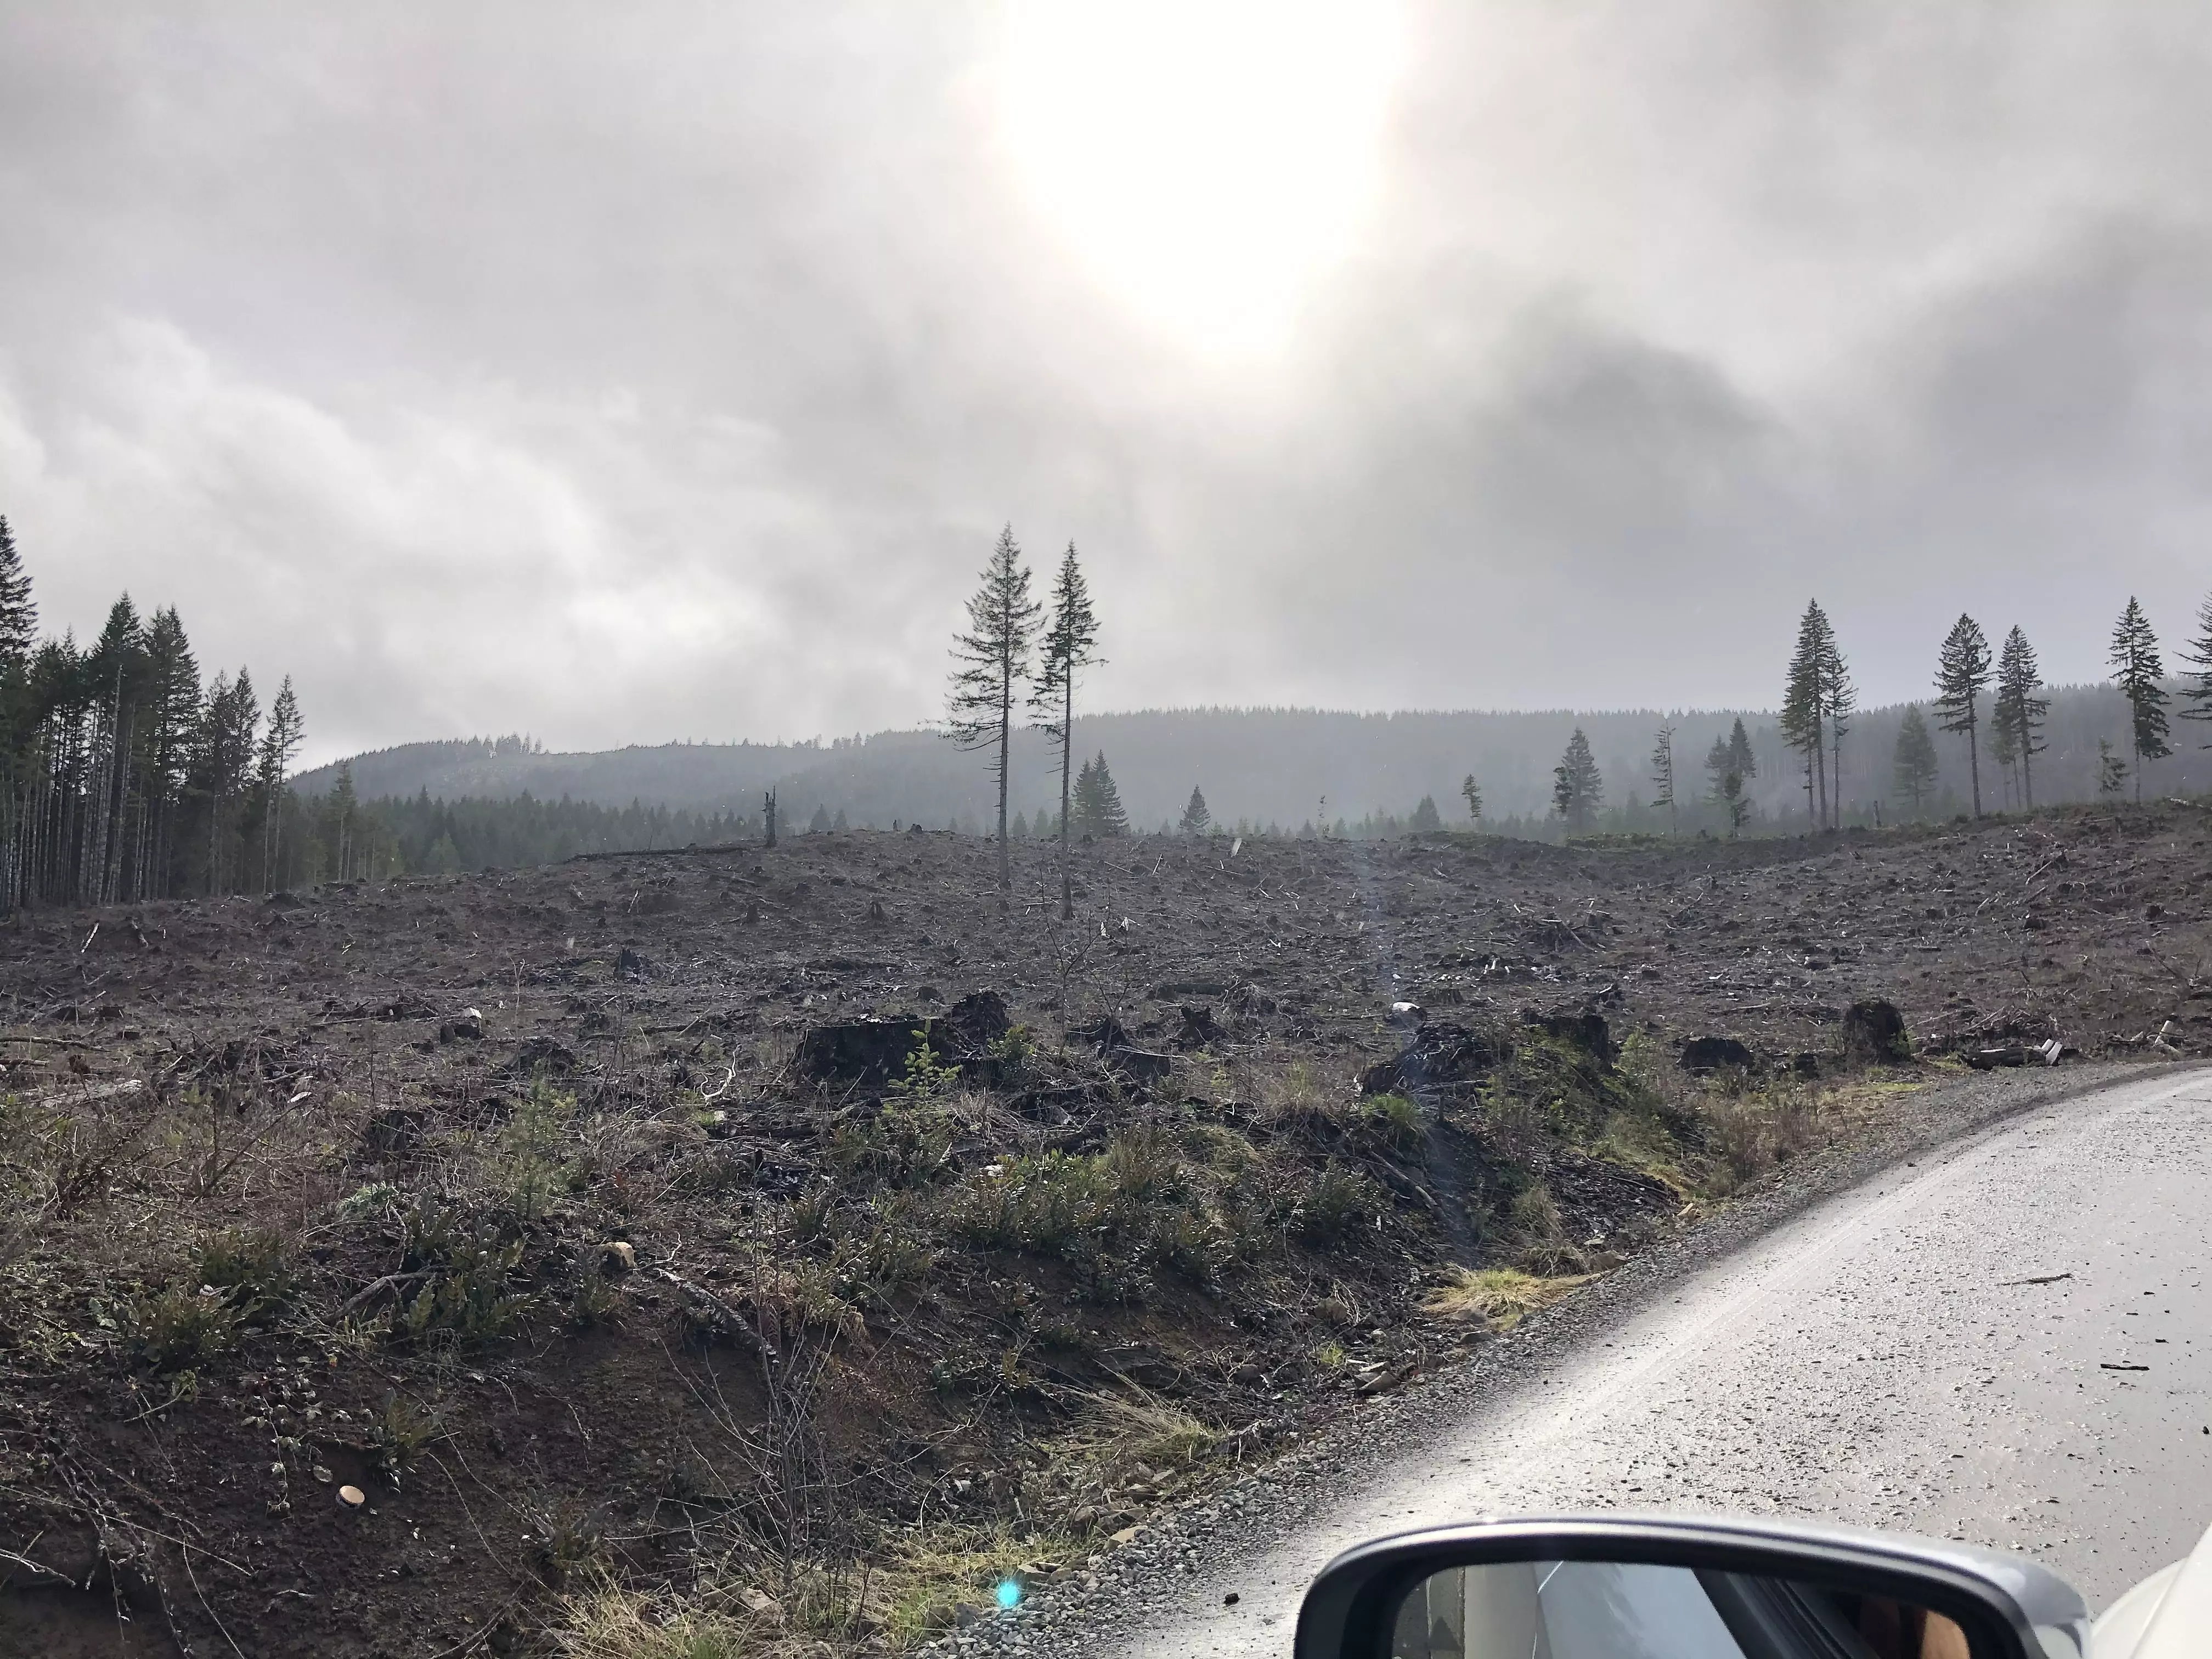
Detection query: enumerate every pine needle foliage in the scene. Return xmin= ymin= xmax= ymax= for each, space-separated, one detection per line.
xmin=1933 ymin=614 xmax=1993 ymax=817
xmin=946 ymin=525 xmax=1041 ymax=898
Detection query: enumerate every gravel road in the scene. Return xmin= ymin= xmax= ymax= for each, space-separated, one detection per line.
xmin=931 ymin=1059 xmax=2212 ymax=1656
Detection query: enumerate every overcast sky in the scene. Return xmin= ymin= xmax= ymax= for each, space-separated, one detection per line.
xmin=3 ymin=2 xmax=2208 ymax=764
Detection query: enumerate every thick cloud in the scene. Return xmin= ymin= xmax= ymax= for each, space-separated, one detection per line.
xmin=2 ymin=1 xmax=2208 ymax=764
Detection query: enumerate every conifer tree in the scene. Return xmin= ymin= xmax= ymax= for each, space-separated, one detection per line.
xmin=1989 ymin=713 xmax=2018 ymax=811
xmin=1178 ymin=786 xmax=1210 ymax=837
xmin=256 ymin=674 xmax=303 ymax=889
xmin=1073 ymin=752 xmax=1128 ymax=838
xmin=1550 ymin=729 xmax=1603 ymax=830
xmin=1992 ymin=625 xmax=2048 ymax=810
xmin=2180 ymin=591 xmax=2212 ymax=742
xmin=1030 ymin=540 xmax=1101 ymax=919
xmin=2109 ymin=597 xmax=2171 ymax=803
xmin=1647 ymin=728 xmax=1674 ymax=836
xmin=1781 ymin=603 xmax=1829 ymax=826
xmin=1933 ymin=614 xmax=1993 ymax=817
xmin=947 ymin=525 xmax=1040 ymax=900
xmin=808 ymin=803 xmax=831 ymax=833
xmin=1705 ymin=719 xmax=1756 ymax=833
xmin=1409 ymin=794 xmax=1442 ymax=832
xmin=1892 ymin=704 xmax=1938 ymax=820
xmin=2097 ymin=738 xmax=2129 ymax=801
xmin=1460 ymin=772 xmax=1483 ymax=826
xmin=0 ymin=515 xmax=33 ymax=667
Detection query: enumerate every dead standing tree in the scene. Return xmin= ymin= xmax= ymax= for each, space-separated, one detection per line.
xmin=1032 ymin=540 xmax=1103 ymax=922
xmin=946 ymin=525 xmax=1040 ymax=904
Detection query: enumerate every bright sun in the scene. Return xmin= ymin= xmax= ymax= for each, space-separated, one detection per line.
xmin=995 ymin=0 xmax=1406 ymax=353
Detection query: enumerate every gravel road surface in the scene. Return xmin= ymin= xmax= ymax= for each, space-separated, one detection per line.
xmin=936 ymin=1062 xmax=2212 ymax=1656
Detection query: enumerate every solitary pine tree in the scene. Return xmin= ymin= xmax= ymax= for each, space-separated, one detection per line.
xmin=1648 ymin=727 xmax=1675 ymax=836
xmin=1178 ymin=786 xmax=1211 ymax=837
xmin=1992 ymin=626 xmax=2048 ymax=810
xmin=1030 ymin=540 xmax=1102 ymax=919
xmin=1933 ymin=614 xmax=1993 ymax=817
xmin=947 ymin=525 xmax=1041 ymax=900
xmin=808 ymin=804 xmax=831 ymax=833
xmin=1781 ymin=602 xmax=1830 ymax=826
xmin=1892 ymin=704 xmax=1938 ymax=819
xmin=1409 ymin=794 xmax=1442 ymax=832
xmin=1551 ymin=729 xmax=1603 ymax=830
xmin=2180 ymin=591 xmax=2212 ymax=742
xmin=1724 ymin=717 xmax=1756 ymax=785
xmin=1073 ymin=752 xmax=1128 ymax=838
xmin=1460 ymin=772 xmax=1483 ymax=825
xmin=2109 ymin=597 xmax=2171 ymax=803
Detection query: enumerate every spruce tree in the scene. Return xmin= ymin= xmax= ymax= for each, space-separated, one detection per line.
xmin=256 ymin=674 xmax=304 ymax=889
xmin=1030 ymin=540 xmax=1102 ymax=919
xmin=2109 ymin=596 xmax=2171 ymax=802
xmin=1073 ymin=751 xmax=1128 ymax=838
xmin=1892 ymin=704 xmax=1938 ymax=820
xmin=2180 ymin=591 xmax=2212 ymax=741
xmin=1933 ymin=614 xmax=1993 ymax=817
xmin=1993 ymin=625 xmax=2048 ymax=810
xmin=2097 ymin=738 xmax=2129 ymax=801
xmin=0 ymin=515 xmax=33 ymax=667
xmin=1460 ymin=772 xmax=1483 ymax=826
xmin=1178 ymin=786 xmax=1210 ymax=837
xmin=1550 ymin=729 xmax=1602 ymax=830
xmin=1409 ymin=794 xmax=1442 ymax=832
xmin=947 ymin=525 xmax=1040 ymax=900
xmin=1647 ymin=729 xmax=1674 ymax=836
xmin=1780 ymin=602 xmax=1829 ymax=826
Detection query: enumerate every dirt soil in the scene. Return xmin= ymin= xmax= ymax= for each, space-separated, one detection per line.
xmin=2 ymin=803 xmax=2207 ymax=1658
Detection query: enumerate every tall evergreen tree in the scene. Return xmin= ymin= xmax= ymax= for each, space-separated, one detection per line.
xmin=1647 ymin=727 xmax=1674 ymax=835
xmin=1933 ymin=614 xmax=1993 ymax=817
xmin=1178 ymin=786 xmax=1210 ymax=837
xmin=1550 ymin=729 xmax=1603 ymax=830
xmin=1892 ymin=704 xmax=1938 ymax=819
xmin=2108 ymin=596 xmax=2171 ymax=804
xmin=947 ymin=525 xmax=1040 ymax=900
xmin=1460 ymin=772 xmax=1483 ymax=825
xmin=1780 ymin=603 xmax=1829 ymax=826
xmin=1409 ymin=794 xmax=1442 ymax=832
xmin=256 ymin=674 xmax=304 ymax=888
xmin=1992 ymin=625 xmax=2048 ymax=810
xmin=2180 ymin=591 xmax=2212 ymax=742
xmin=1030 ymin=539 xmax=1102 ymax=919
xmin=0 ymin=515 xmax=33 ymax=666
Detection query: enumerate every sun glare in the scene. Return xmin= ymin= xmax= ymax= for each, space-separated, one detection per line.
xmin=995 ymin=0 xmax=1404 ymax=353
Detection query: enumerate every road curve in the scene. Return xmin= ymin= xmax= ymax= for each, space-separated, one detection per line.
xmin=1109 ymin=1065 xmax=2212 ymax=1657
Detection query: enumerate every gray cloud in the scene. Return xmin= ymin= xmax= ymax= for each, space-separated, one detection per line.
xmin=2 ymin=1 xmax=2209 ymax=765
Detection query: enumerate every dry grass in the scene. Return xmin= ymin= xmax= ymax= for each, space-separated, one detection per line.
xmin=1423 ymin=1266 xmax=1594 ymax=1331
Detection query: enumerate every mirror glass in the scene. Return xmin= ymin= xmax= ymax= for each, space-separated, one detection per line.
xmin=1393 ymin=1560 xmax=1976 ymax=1659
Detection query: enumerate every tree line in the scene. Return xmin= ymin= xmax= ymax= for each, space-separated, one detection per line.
xmin=1522 ymin=592 xmax=2212 ymax=840
xmin=0 ymin=517 xmax=310 ymax=909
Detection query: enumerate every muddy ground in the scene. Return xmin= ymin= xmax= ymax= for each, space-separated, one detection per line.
xmin=2 ymin=803 xmax=2207 ymax=1657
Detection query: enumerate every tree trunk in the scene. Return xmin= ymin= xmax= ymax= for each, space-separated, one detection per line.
xmin=1966 ymin=715 xmax=1982 ymax=817
xmin=1058 ymin=677 xmax=1074 ymax=921
xmin=994 ymin=657 xmax=1011 ymax=899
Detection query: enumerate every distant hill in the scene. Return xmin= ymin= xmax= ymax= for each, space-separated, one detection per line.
xmin=295 ymin=690 xmax=2210 ymax=836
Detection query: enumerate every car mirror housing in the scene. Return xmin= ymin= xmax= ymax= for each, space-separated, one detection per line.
xmin=1294 ymin=1514 xmax=2091 ymax=1659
